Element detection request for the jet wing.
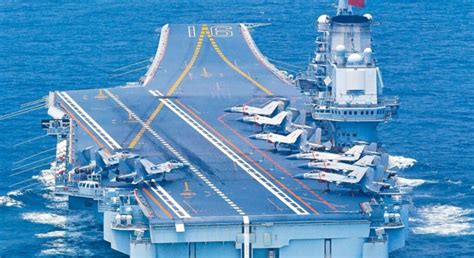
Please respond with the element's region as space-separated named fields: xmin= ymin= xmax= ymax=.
xmin=227 ymin=100 xmax=281 ymax=116
xmin=287 ymin=151 xmax=345 ymax=161
xmin=354 ymin=155 xmax=375 ymax=166
xmin=314 ymin=167 xmax=368 ymax=184
xmin=307 ymin=161 xmax=358 ymax=171
xmin=241 ymin=114 xmax=274 ymax=125
xmin=250 ymin=132 xmax=291 ymax=143
xmin=96 ymin=149 xmax=119 ymax=168
xmin=139 ymin=159 xmax=165 ymax=174
xmin=343 ymin=145 xmax=365 ymax=158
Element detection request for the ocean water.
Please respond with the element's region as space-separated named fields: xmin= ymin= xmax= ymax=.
xmin=0 ymin=0 xmax=473 ymax=257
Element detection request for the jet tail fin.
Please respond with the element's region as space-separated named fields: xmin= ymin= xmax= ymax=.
xmin=287 ymin=108 xmax=300 ymax=122
xmin=366 ymin=142 xmax=377 ymax=153
xmin=134 ymin=158 xmax=147 ymax=179
xmin=119 ymin=155 xmax=137 ymax=175
xmin=314 ymin=127 xmax=322 ymax=146
xmin=77 ymin=147 xmax=92 ymax=166
xmin=95 ymin=149 xmax=110 ymax=170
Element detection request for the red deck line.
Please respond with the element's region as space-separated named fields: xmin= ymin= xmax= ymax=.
xmin=142 ymin=187 xmax=174 ymax=219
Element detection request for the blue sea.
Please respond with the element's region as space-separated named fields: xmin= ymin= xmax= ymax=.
xmin=0 ymin=0 xmax=472 ymax=257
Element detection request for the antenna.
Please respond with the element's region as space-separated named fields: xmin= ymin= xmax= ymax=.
xmin=337 ymin=0 xmax=353 ymax=15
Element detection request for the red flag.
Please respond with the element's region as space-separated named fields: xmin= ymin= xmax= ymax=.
xmin=349 ymin=0 xmax=365 ymax=7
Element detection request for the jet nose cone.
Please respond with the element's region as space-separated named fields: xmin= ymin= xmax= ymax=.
xmin=224 ymin=108 xmax=233 ymax=113
xmin=297 ymin=163 xmax=310 ymax=169
xmin=237 ymin=117 xmax=245 ymax=122
xmin=293 ymin=173 xmax=306 ymax=179
xmin=249 ymin=134 xmax=258 ymax=139
xmin=286 ymin=154 xmax=298 ymax=160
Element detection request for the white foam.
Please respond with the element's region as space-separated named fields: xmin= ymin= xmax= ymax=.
xmin=388 ymin=155 xmax=417 ymax=170
xmin=21 ymin=212 xmax=67 ymax=228
xmin=412 ymin=205 xmax=473 ymax=236
xmin=447 ymin=179 xmax=462 ymax=185
xmin=35 ymin=230 xmax=83 ymax=239
xmin=34 ymin=169 xmax=56 ymax=187
xmin=396 ymin=177 xmax=426 ymax=188
xmin=0 ymin=195 xmax=24 ymax=208
xmin=35 ymin=231 xmax=66 ymax=238
xmin=39 ymin=238 xmax=93 ymax=256
xmin=396 ymin=177 xmax=437 ymax=193
xmin=7 ymin=190 xmax=23 ymax=197
xmin=45 ymin=201 xmax=68 ymax=210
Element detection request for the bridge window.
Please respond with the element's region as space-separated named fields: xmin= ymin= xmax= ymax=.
xmin=344 ymin=111 xmax=347 ymax=115
xmin=370 ymin=111 xmax=374 ymax=115
xmin=349 ymin=111 xmax=352 ymax=115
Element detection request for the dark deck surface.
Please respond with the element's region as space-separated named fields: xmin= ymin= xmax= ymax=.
xmin=56 ymin=24 xmax=369 ymax=222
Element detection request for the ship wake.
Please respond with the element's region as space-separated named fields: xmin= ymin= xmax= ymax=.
xmin=411 ymin=205 xmax=474 ymax=236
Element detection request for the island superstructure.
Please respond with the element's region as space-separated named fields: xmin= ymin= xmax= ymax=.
xmin=39 ymin=1 xmax=408 ymax=257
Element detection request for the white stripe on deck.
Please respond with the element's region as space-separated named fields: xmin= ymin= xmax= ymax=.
xmin=104 ymin=89 xmax=245 ymax=216
xmin=148 ymin=180 xmax=191 ymax=219
xmin=149 ymin=89 xmax=309 ymax=215
xmin=57 ymin=92 xmax=121 ymax=150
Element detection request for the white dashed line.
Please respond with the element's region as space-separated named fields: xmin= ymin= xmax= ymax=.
xmin=148 ymin=180 xmax=191 ymax=218
xmin=149 ymin=89 xmax=309 ymax=215
xmin=57 ymin=92 xmax=121 ymax=150
xmin=104 ymin=89 xmax=245 ymax=216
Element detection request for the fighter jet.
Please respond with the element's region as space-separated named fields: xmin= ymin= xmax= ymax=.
xmin=249 ymin=128 xmax=323 ymax=152
xmin=239 ymin=111 xmax=289 ymax=126
xmin=239 ymin=108 xmax=305 ymax=132
xmin=113 ymin=158 xmax=188 ymax=185
xmin=286 ymin=144 xmax=366 ymax=161
xmin=294 ymin=155 xmax=391 ymax=193
xmin=298 ymin=155 xmax=375 ymax=170
xmin=225 ymin=98 xmax=288 ymax=116
xmin=95 ymin=149 xmax=133 ymax=171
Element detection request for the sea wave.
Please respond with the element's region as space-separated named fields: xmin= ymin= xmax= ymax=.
xmin=388 ymin=155 xmax=417 ymax=170
xmin=411 ymin=205 xmax=473 ymax=236
xmin=7 ymin=190 xmax=24 ymax=197
xmin=21 ymin=212 xmax=67 ymax=228
xmin=0 ymin=195 xmax=24 ymax=208
xmin=39 ymin=239 xmax=93 ymax=256
xmin=35 ymin=230 xmax=83 ymax=239
xmin=35 ymin=231 xmax=66 ymax=238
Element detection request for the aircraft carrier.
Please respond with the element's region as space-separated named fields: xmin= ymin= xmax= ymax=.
xmin=37 ymin=1 xmax=408 ymax=257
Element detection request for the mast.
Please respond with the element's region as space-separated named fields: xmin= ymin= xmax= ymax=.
xmin=337 ymin=0 xmax=353 ymax=15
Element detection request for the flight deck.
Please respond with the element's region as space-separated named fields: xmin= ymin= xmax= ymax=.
xmin=55 ymin=24 xmax=369 ymax=221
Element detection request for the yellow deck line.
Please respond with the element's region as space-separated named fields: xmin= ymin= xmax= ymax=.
xmin=128 ymin=25 xmax=208 ymax=148
xmin=205 ymin=29 xmax=274 ymax=96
